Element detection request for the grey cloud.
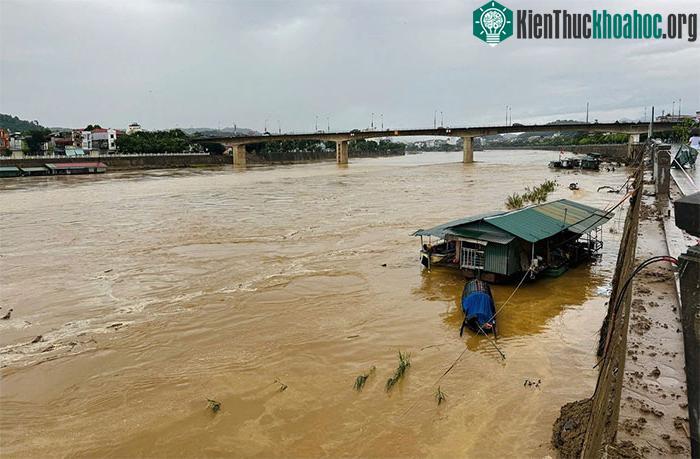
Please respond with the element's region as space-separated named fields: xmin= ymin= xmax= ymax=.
xmin=1 ymin=0 xmax=698 ymax=131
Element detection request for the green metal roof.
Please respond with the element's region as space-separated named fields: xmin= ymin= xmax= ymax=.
xmin=412 ymin=211 xmax=505 ymax=238
xmin=0 ymin=166 xmax=20 ymax=172
xmin=484 ymin=199 xmax=611 ymax=243
xmin=445 ymin=221 xmax=515 ymax=244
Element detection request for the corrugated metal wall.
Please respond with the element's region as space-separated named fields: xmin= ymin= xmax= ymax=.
xmin=484 ymin=242 xmax=518 ymax=275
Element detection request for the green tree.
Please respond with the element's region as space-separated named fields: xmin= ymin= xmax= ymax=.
xmin=671 ymin=119 xmax=698 ymax=143
xmin=23 ymin=128 xmax=51 ymax=155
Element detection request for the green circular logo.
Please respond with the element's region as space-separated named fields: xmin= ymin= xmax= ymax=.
xmin=473 ymin=1 xmax=513 ymax=46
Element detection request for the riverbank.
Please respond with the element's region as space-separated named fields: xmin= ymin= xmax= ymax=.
xmin=551 ymin=147 xmax=696 ymax=458
xmin=0 ymin=149 xmax=408 ymax=172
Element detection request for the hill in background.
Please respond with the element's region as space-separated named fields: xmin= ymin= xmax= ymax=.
xmin=0 ymin=114 xmax=46 ymax=132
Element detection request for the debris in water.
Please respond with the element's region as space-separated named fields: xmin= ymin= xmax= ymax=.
xmin=30 ymin=335 xmax=43 ymax=344
xmin=524 ymin=378 xmax=541 ymax=388
xmin=385 ymin=351 xmax=411 ymax=392
xmin=207 ymin=399 xmax=221 ymax=413
xmin=274 ymin=378 xmax=288 ymax=392
xmin=1 ymin=308 xmax=13 ymax=320
xmin=435 ymin=386 xmax=446 ymax=405
xmin=353 ymin=366 xmax=376 ymax=392
xmin=104 ymin=268 xmax=113 ymax=273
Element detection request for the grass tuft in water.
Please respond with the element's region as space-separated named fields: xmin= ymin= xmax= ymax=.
xmin=353 ymin=366 xmax=376 ymax=392
xmin=207 ymin=399 xmax=221 ymax=413
xmin=435 ymin=386 xmax=446 ymax=405
xmin=385 ymin=351 xmax=411 ymax=392
xmin=505 ymin=192 xmax=524 ymax=209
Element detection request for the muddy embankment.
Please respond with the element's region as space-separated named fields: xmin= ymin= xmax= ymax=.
xmin=551 ymin=145 xmax=693 ymax=458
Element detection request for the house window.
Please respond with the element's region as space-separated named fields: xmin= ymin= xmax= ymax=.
xmin=461 ymin=247 xmax=485 ymax=270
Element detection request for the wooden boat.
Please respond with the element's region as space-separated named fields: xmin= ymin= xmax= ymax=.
xmin=459 ymin=280 xmax=497 ymax=335
xmin=420 ymin=240 xmax=456 ymax=268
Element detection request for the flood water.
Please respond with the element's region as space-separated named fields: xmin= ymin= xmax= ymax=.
xmin=0 ymin=150 xmax=631 ymax=457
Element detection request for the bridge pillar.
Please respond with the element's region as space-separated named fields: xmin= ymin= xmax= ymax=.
xmin=233 ymin=144 xmax=246 ymax=167
xmin=462 ymin=137 xmax=474 ymax=163
xmin=336 ymin=140 xmax=348 ymax=164
xmin=627 ymin=134 xmax=640 ymax=160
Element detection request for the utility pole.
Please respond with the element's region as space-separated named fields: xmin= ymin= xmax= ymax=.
xmin=264 ymin=119 xmax=268 ymax=132
xmin=371 ymin=112 xmax=374 ymax=130
xmin=509 ymin=106 xmax=512 ymax=125
xmin=673 ymin=100 xmax=676 ymax=117
xmin=679 ymin=98 xmax=682 ymax=116
xmin=586 ymin=102 xmax=589 ymax=124
xmin=315 ymin=115 xmax=318 ymax=132
xmin=644 ymin=107 xmax=647 ymax=122
xmin=327 ymin=117 xmax=330 ymax=132
xmin=506 ymin=106 xmax=508 ymax=125
xmin=440 ymin=111 xmax=444 ymax=127
xmin=433 ymin=110 xmax=437 ymax=129
xmin=380 ymin=114 xmax=384 ymax=130
xmin=277 ymin=120 xmax=281 ymax=134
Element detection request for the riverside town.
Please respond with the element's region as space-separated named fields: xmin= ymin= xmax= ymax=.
xmin=1 ymin=1 xmax=699 ymax=458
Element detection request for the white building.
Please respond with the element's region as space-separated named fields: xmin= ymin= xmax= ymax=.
xmin=81 ymin=130 xmax=92 ymax=150
xmin=126 ymin=122 xmax=142 ymax=135
xmin=90 ymin=128 xmax=118 ymax=151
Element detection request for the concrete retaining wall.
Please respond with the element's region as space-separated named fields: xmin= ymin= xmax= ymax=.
xmin=0 ymin=154 xmax=231 ymax=170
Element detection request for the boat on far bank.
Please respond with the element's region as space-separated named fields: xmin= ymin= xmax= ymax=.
xmin=549 ymin=154 xmax=601 ymax=171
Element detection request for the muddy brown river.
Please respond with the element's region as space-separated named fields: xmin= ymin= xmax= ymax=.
xmin=0 ymin=150 xmax=631 ymax=457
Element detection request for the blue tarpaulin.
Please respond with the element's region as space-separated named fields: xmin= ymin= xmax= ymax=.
xmin=461 ymin=291 xmax=494 ymax=327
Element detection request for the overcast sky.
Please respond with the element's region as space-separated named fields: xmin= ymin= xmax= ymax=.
xmin=1 ymin=0 xmax=698 ymax=131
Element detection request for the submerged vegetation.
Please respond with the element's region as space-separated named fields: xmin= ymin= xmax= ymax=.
xmin=385 ymin=351 xmax=411 ymax=392
xmin=207 ymin=399 xmax=221 ymax=413
xmin=353 ymin=366 xmax=376 ymax=392
xmin=435 ymin=386 xmax=447 ymax=405
xmin=505 ymin=179 xmax=558 ymax=209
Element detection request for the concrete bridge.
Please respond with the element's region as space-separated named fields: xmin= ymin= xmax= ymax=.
xmin=197 ymin=121 xmax=678 ymax=166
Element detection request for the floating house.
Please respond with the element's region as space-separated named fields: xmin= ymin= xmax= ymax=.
xmin=0 ymin=166 xmax=21 ymax=178
xmin=414 ymin=199 xmax=612 ymax=283
xmin=45 ymin=162 xmax=107 ymax=175
xmin=19 ymin=166 xmax=49 ymax=176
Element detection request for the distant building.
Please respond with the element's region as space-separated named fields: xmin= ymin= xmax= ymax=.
xmin=91 ymin=128 xmax=118 ymax=151
xmin=9 ymin=132 xmax=24 ymax=151
xmin=81 ymin=130 xmax=93 ymax=150
xmin=656 ymin=113 xmax=697 ymax=123
xmin=126 ymin=122 xmax=142 ymax=135
xmin=0 ymin=128 xmax=9 ymax=150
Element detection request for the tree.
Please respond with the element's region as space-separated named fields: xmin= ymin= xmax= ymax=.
xmin=23 ymin=128 xmax=51 ymax=155
xmin=671 ymin=119 xmax=698 ymax=143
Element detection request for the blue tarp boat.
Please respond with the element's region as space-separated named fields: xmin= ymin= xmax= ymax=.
xmin=460 ymin=280 xmax=496 ymax=335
